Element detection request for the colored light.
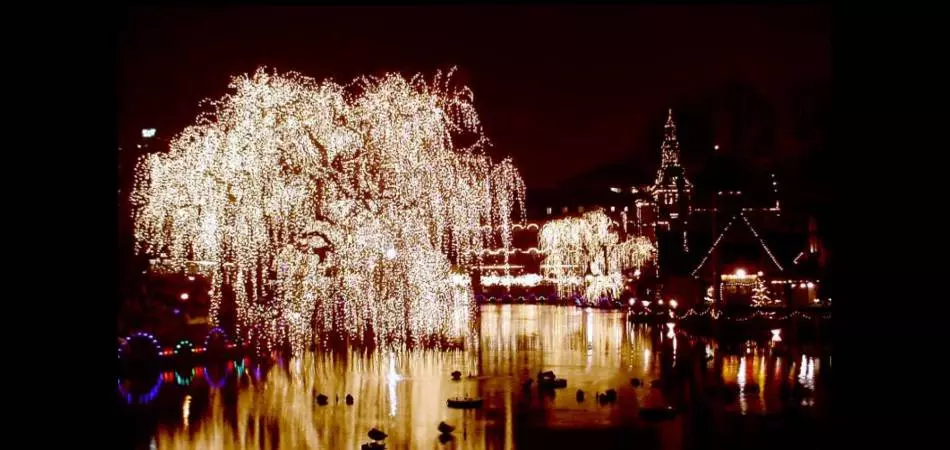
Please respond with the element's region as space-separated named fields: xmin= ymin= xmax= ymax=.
xmin=180 ymin=293 xmax=189 ymax=300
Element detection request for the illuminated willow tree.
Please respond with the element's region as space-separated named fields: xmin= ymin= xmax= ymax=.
xmin=132 ymin=68 xmax=525 ymax=351
xmin=539 ymin=209 xmax=654 ymax=300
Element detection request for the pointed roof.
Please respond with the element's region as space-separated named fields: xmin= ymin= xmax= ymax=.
xmin=690 ymin=212 xmax=785 ymax=277
xmin=654 ymin=109 xmax=692 ymax=189
xmin=660 ymin=108 xmax=681 ymax=168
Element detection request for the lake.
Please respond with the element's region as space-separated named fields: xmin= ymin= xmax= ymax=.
xmin=118 ymin=304 xmax=831 ymax=450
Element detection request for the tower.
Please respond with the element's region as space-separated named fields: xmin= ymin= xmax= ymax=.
xmin=651 ymin=110 xmax=693 ymax=276
xmin=652 ymin=109 xmax=693 ymax=225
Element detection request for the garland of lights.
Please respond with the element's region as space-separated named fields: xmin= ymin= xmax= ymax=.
xmin=132 ymin=68 xmax=526 ymax=352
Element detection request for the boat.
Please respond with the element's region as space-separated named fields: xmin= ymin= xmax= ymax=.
xmin=597 ymin=389 xmax=617 ymax=404
xmin=451 ymin=370 xmax=462 ymax=380
xmin=345 ymin=394 xmax=354 ymax=405
xmin=539 ymin=378 xmax=567 ymax=389
xmin=438 ymin=421 xmax=455 ymax=434
xmin=315 ymin=394 xmax=328 ymax=405
xmin=368 ymin=428 xmax=388 ymax=441
xmin=361 ymin=443 xmax=386 ymax=450
xmin=447 ymin=397 xmax=484 ymax=409
xmin=576 ymin=389 xmax=585 ymax=402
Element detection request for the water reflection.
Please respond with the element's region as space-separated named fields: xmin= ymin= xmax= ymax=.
xmin=119 ymin=305 xmax=829 ymax=449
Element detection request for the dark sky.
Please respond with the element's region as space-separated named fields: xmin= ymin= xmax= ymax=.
xmin=119 ymin=5 xmax=831 ymax=192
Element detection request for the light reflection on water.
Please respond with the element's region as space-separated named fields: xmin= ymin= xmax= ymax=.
xmin=119 ymin=305 xmax=830 ymax=449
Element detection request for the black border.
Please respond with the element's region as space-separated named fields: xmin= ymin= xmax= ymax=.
xmin=27 ymin=3 xmax=950 ymax=449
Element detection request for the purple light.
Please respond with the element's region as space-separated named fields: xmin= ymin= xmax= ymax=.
xmin=173 ymin=308 xmax=181 ymax=315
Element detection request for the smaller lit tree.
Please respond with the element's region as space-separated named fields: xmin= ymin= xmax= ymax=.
xmin=539 ymin=209 xmax=655 ymax=300
xmin=751 ymin=278 xmax=771 ymax=306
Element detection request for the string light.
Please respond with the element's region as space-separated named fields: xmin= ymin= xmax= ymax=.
xmin=480 ymin=273 xmax=543 ymax=287
xmin=132 ymin=68 xmax=525 ymax=351
xmin=740 ymin=214 xmax=784 ymax=271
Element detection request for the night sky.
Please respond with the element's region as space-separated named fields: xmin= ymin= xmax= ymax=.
xmin=119 ymin=5 xmax=830 ymax=195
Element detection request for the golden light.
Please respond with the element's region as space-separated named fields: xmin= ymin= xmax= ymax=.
xmin=669 ymin=299 xmax=678 ymax=309
xmin=539 ymin=209 xmax=654 ymax=300
xmin=771 ymin=328 xmax=782 ymax=342
xmin=641 ymin=300 xmax=651 ymax=308
xmin=757 ymin=271 xmax=763 ymax=276
xmin=132 ymin=67 xmax=526 ymax=351
xmin=179 ymin=293 xmax=190 ymax=301
xmin=807 ymin=282 xmax=815 ymax=288
xmin=658 ymin=299 xmax=664 ymax=305
xmin=735 ymin=268 xmax=747 ymax=278
xmin=187 ymin=275 xmax=195 ymax=281
xmin=182 ymin=394 xmax=192 ymax=428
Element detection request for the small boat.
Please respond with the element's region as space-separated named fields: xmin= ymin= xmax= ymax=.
xmin=316 ymin=394 xmax=329 ymax=406
xmin=451 ymin=370 xmax=462 ymax=380
xmin=538 ymin=370 xmax=556 ymax=380
xmin=438 ymin=421 xmax=455 ymax=434
xmin=539 ymin=378 xmax=567 ymax=389
xmin=447 ymin=397 xmax=484 ymax=409
xmin=597 ymin=389 xmax=617 ymax=404
xmin=639 ymin=406 xmax=677 ymax=422
xmin=438 ymin=433 xmax=455 ymax=444
xmin=345 ymin=394 xmax=354 ymax=405
xmin=368 ymin=428 xmax=388 ymax=441
xmin=361 ymin=443 xmax=386 ymax=450
xmin=576 ymin=389 xmax=585 ymax=402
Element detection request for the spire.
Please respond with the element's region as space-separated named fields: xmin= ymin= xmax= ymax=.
xmin=660 ymin=108 xmax=681 ymax=168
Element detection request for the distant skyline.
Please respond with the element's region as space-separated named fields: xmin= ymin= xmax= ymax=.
xmin=119 ymin=5 xmax=830 ymax=194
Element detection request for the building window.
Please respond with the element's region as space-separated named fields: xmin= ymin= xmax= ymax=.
xmin=545 ymin=207 xmax=552 ymax=215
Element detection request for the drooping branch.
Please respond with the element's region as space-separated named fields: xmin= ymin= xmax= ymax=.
xmin=132 ymin=67 xmax=525 ymax=351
